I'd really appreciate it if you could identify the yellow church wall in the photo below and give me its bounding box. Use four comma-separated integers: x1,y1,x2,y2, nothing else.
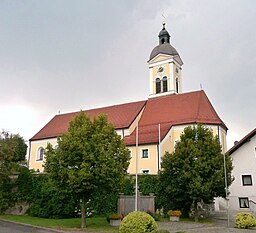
29,138,57,172
127,144,158,175
160,124,227,161
28,124,227,173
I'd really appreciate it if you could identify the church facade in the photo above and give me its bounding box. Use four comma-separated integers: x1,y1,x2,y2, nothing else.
28,24,227,174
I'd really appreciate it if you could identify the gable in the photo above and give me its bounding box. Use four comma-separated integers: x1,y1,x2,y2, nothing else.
124,90,226,145
148,54,171,64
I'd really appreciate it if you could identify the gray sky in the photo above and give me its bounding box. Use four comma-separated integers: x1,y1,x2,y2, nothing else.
0,0,255,149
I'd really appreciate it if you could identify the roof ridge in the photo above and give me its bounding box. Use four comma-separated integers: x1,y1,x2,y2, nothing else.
56,99,147,117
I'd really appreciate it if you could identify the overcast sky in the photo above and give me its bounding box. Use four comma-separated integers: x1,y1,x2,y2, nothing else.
0,0,255,149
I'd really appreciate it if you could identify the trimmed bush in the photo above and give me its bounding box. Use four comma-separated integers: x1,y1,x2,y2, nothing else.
235,212,256,229
119,211,157,233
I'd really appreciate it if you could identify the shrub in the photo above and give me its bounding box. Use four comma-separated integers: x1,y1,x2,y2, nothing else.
167,210,182,217
28,178,78,219
235,212,256,229
119,211,158,233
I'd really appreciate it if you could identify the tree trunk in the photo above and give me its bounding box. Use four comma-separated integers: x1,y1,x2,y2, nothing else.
194,202,199,222
81,198,86,228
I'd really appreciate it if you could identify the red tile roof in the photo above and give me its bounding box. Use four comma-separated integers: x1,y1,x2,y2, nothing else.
124,90,227,145
30,100,146,141
30,90,226,145
227,128,256,155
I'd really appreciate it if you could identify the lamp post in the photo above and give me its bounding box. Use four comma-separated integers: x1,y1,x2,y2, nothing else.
223,153,229,227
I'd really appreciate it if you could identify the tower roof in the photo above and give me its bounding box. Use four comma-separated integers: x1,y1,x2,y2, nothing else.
149,23,181,62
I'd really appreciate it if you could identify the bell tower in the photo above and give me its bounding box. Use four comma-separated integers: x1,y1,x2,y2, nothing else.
148,23,183,98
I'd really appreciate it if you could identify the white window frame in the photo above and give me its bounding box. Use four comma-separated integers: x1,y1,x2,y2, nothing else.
36,147,44,161
141,148,149,159
141,169,150,174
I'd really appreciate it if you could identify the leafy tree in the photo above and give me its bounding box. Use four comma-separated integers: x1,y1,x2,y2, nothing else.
0,131,27,177
0,131,27,212
44,112,130,228
159,124,232,220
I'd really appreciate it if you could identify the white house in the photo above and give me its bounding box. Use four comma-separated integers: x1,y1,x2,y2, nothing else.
228,128,256,212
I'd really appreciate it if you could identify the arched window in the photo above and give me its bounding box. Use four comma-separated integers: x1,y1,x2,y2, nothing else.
156,78,161,94
37,147,44,161
161,38,165,44
162,76,167,92
176,77,179,93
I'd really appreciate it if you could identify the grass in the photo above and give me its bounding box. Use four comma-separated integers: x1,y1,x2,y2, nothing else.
0,215,118,232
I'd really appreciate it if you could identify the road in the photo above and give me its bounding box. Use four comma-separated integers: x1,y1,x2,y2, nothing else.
1,218,256,233
0,220,58,233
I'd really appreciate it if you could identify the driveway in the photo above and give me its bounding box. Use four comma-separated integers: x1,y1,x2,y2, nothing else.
158,221,256,233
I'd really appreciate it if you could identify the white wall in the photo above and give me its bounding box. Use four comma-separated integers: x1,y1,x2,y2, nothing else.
229,134,256,212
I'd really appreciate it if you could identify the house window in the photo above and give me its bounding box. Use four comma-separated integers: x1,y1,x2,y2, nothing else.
239,197,249,208
37,147,44,161
141,169,150,174
141,149,149,158
162,76,167,92
242,175,252,186
156,78,161,94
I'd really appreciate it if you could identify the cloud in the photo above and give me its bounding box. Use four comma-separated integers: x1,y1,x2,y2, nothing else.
0,0,255,149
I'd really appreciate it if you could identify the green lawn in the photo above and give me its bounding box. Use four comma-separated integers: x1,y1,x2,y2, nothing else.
0,215,118,232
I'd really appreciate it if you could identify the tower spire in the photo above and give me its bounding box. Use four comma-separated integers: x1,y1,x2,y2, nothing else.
158,22,170,45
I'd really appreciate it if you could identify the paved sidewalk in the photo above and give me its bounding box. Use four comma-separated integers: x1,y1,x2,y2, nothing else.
157,221,256,233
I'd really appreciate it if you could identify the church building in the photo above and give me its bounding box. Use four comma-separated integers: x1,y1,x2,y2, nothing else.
28,24,227,174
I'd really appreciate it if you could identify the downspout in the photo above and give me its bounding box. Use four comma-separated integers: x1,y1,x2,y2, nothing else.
157,144,160,172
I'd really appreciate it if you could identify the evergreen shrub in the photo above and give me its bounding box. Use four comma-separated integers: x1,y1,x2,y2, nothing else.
119,211,157,233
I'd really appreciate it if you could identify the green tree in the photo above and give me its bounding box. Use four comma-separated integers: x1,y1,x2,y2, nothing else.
44,112,130,228
0,131,27,212
159,124,232,220
0,131,27,178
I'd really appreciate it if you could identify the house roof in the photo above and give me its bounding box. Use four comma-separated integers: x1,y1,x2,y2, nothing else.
30,90,226,145
227,128,256,155
124,90,226,145
30,100,147,141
